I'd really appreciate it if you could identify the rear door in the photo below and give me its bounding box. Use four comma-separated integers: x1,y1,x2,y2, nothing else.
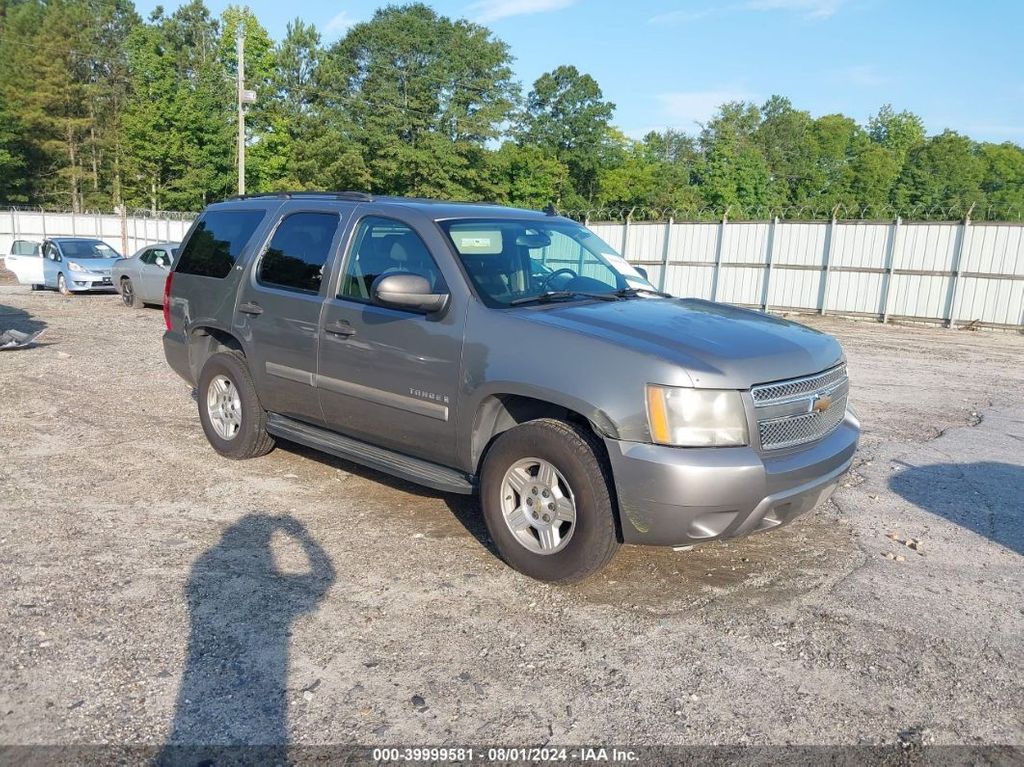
5,241,43,285
316,212,463,465
235,203,351,425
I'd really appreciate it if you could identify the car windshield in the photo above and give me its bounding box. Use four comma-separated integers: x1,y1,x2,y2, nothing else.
58,240,120,259
439,218,658,307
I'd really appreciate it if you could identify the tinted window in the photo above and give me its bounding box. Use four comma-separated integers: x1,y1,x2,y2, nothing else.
176,210,266,278
340,217,445,301
257,212,339,294
139,249,156,264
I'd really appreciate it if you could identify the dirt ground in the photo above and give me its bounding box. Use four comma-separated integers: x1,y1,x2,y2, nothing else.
0,287,1022,751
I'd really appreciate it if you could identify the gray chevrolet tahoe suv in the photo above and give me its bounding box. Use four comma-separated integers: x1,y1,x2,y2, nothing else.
162,192,859,582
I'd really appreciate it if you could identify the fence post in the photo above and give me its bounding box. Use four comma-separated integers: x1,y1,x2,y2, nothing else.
119,206,129,256
818,206,839,314
880,216,901,323
710,207,729,301
760,216,778,311
40,208,47,239
12,208,18,238
621,209,633,258
659,216,673,291
946,203,974,329
70,209,77,236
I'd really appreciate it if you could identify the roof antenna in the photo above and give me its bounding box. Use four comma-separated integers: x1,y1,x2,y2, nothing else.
543,202,558,216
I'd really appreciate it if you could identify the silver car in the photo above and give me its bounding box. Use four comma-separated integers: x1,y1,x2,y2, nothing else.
112,242,178,307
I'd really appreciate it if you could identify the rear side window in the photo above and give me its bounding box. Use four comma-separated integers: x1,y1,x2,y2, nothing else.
176,210,266,278
257,212,340,294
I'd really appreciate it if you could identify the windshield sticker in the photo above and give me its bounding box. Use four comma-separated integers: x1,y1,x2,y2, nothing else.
604,253,644,279
453,230,503,255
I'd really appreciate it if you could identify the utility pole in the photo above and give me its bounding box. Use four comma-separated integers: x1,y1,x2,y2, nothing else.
236,25,246,195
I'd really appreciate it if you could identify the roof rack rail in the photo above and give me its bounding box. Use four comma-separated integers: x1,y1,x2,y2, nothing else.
226,190,374,202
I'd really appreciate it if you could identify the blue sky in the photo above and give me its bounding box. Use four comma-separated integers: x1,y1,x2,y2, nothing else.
140,0,1024,144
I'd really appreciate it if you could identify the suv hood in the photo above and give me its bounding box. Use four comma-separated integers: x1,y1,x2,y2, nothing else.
517,297,843,389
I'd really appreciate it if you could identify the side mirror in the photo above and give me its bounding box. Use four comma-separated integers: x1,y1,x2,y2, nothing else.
156,257,168,268
635,266,649,281
372,273,449,313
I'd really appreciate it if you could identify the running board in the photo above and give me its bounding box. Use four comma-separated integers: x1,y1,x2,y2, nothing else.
266,413,475,494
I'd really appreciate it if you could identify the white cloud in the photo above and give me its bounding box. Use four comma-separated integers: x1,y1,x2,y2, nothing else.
743,0,844,18
650,0,844,24
324,10,357,35
655,89,758,129
466,0,576,24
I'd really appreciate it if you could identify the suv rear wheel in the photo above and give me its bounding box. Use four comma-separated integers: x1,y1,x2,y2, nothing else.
480,419,620,582
197,351,275,460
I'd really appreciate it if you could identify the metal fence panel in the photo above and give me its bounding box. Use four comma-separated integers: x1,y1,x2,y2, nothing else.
0,209,194,261
3,207,1021,329
590,216,1024,329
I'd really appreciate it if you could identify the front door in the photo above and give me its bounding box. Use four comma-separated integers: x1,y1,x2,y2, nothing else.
139,247,173,300
234,204,350,425
317,215,463,466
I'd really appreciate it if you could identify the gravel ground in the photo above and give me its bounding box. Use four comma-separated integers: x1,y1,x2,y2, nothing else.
0,289,1022,750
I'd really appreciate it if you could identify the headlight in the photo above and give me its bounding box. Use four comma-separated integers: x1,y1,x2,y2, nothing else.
68,261,88,272
645,384,749,447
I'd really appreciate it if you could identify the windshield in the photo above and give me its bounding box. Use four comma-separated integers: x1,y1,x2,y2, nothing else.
58,240,121,259
439,218,657,307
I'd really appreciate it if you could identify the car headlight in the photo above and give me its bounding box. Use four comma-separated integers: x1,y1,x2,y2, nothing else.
645,384,749,447
68,261,89,272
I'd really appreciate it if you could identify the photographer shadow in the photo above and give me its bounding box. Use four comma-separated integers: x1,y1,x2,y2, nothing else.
161,514,335,761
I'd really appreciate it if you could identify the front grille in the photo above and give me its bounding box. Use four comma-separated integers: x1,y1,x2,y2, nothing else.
752,364,849,451
751,363,847,404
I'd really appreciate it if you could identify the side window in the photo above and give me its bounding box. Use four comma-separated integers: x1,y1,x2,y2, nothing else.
44,243,59,261
139,249,155,265
339,217,445,302
257,212,340,294
176,209,266,279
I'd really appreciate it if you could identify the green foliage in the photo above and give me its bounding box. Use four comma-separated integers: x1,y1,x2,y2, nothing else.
518,65,615,202
0,1,1019,220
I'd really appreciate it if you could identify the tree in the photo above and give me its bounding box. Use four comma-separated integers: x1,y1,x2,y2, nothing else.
979,142,1024,217
868,104,925,165
894,130,985,215
697,102,779,215
518,65,615,204
321,3,518,199
485,143,569,209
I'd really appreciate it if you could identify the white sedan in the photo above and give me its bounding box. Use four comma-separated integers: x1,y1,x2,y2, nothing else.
112,242,179,307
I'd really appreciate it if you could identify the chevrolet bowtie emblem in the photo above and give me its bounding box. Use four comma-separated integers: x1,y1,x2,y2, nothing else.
811,394,833,413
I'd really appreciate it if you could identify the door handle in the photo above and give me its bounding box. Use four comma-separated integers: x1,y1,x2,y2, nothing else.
325,320,356,337
238,301,263,316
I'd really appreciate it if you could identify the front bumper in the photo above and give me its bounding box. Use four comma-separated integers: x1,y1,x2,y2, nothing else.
605,411,860,546
67,272,114,292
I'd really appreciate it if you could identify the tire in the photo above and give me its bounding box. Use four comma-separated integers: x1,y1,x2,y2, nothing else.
480,418,620,582
197,351,275,460
57,273,70,296
120,277,138,308
30,284,40,292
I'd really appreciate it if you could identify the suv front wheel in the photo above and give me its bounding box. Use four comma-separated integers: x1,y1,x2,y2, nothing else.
480,419,620,582
197,351,275,460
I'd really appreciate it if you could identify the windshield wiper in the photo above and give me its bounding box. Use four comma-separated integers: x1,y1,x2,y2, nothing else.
509,290,621,306
614,287,672,298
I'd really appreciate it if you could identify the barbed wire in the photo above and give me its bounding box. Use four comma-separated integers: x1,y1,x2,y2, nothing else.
1,205,196,220
3,202,1022,224
561,202,1023,224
